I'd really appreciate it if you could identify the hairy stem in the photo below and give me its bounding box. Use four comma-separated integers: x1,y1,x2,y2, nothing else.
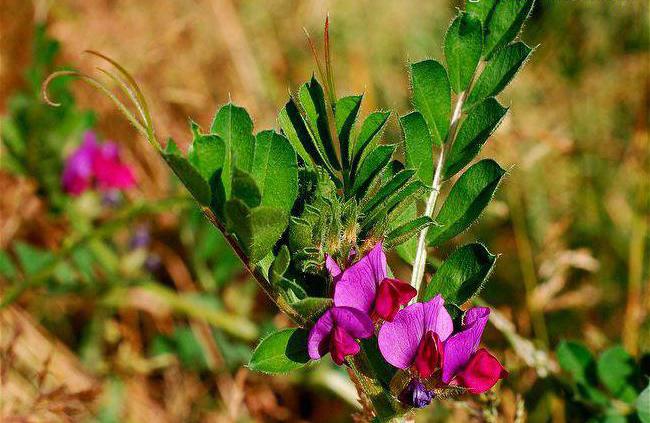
201,208,304,326
410,90,467,295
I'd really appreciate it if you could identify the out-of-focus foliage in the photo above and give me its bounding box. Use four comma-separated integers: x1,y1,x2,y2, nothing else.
0,0,648,422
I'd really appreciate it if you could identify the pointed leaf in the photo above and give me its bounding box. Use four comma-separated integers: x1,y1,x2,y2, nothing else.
420,243,496,304
225,199,288,263
362,180,427,230
290,297,333,322
466,42,533,109
445,98,508,179
251,130,298,212
335,95,363,169
299,77,340,170
352,111,391,165
350,144,396,198
248,328,310,374
410,60,450,146
270,245,291,285
400,111,434,186
278,98,317,166
427,159,505,246
210,104,256,198
384,216,435,250
362,169,416,215
187,122,226,181
466,0,497,26
163,149,211,206
445,12,483,93
483,0,534,58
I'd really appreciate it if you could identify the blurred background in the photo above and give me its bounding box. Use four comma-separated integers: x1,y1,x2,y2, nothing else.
0,0,648,421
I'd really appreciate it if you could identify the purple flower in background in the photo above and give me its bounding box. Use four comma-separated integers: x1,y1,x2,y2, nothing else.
377,295,453,376
62,131,136,196
332,243,416,322
307,306,374,365
441,307,508,394
62,132,99,195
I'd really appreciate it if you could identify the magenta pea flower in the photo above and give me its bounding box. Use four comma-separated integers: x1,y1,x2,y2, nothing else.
307,306,374,365
62,131,136,196
441,307,508,394
331,242,416,322
377,295,454,376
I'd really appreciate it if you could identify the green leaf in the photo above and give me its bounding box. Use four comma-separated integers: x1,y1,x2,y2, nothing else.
299,77,341,171
278,98,317,167
335,95,363,169
420,243,496,304
0,250,17,278
597,346,639,403
466,0,496,26
290,297,333,322
445,98,508,179
352,111,391,165
638,383,650,423
288,217,313,253
445,12,483,93
270,245,291,285
15,243,54,276
350,144,396,198
410,60,451,146
231,169,261,208
557,340,595,386
483,0,534,59
163,149,212,206
394,202,419,264
225,199,288,263
384,216,435,250
400,112,433,186
362,181,427,230
187,121,226,182
362,169,416,215
466,42,532,110
248,328,310,374
210,104,256,197
427,159,505,247
251,130,299,212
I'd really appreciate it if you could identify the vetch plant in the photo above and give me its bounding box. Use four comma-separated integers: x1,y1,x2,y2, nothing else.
44,1,536,420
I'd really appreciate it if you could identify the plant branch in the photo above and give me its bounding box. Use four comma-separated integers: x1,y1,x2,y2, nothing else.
201,207,304,326
410,90,467,295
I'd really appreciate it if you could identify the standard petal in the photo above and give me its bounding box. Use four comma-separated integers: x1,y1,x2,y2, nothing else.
378,302,426,368
456,348,508,394
333,243,386,313
331,306,374,339
422,295,454,342
441,307,490,383
307,309,334,360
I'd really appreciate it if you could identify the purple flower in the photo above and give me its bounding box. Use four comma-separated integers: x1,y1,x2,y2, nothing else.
307,306,374,365
62,131,136,196
62,132,99,195
399,379,433,408
331,243,416,322
441,307,507,394
377,295,453,376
